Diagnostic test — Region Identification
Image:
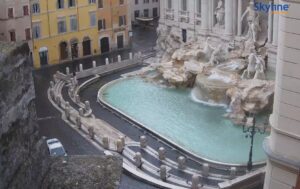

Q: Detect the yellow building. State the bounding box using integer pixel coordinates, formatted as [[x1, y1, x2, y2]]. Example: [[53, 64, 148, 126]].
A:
[[97, 0, 131, 53], [31, 0, 131, 68]]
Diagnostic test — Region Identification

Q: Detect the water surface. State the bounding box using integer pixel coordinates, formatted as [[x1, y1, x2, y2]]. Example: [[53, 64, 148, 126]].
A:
[[101, 78, 268, 164]]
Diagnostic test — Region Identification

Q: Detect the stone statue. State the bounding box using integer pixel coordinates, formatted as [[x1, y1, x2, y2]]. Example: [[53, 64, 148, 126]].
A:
[[209, 44, 225, 66], [254, 56, 266, 80], [241, 1, 261, 42], [214, 0, 225, 27]]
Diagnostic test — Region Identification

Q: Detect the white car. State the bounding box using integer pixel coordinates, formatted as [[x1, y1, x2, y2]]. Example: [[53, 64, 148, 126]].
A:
[[46, 138, 67, 157]]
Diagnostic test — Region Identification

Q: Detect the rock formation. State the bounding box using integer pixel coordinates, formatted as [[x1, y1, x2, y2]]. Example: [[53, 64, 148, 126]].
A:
[[0, 42, 123, 189], [141, 25, 275, 125]]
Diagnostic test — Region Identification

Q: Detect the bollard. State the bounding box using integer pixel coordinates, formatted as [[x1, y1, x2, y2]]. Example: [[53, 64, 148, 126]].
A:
[[134, 152, 142, 168], [88, 127, 95, 139], [230, 167, 237, 179], [79, 64, 83, 72], [69, 88, 74, 98], [79, 108, 84, 117], [66, 67, 70, 75], [202, 163, 210, 177], [102, 136, 109, 149], [65, 101, 70, 109], [116, 139, 124, 153], [105, 58, 109, 65], [75, 94, 80, 104], [49, 89, 55, 99], [129, 52, 133, 60], [140, 135, 147, 148], [56, 96, 61, 106], [53, 74, 58, 83], [120, 136, 125, 147], [76, 116, 81, 129], [191, 174, 200, 189], [50, 81, 54, 88], [92, 60, 96, 68], [160, 165, 167, 181], [117, 55, 121, 62], [65, 107, 70, 120], [178, 156, 186, 170], [84, 101, 90, 112], [158, 147, 166, 160], [72, 77, 78, 87]]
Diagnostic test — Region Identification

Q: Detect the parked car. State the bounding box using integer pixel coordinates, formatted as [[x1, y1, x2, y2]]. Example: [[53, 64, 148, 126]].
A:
[[46, 138, 67, 157]]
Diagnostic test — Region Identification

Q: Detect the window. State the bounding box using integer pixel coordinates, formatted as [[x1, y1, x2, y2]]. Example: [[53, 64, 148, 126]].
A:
[[98, 0, 103, 8], [98, 19, 106, 30], [144, 0, 149, 3], [89, 0, 96, 4], [119, 0, 124, 5], [32, 3, 40, 14], [57, 18, 66, 33], [57, 0, 64, 9], [134, 10, 139, 18], [197, 0, 201, 13], [23, 5, 29, 16], [68, 0, 75, 7], [182, 0, 187, 11], [8, 8, 13, 18], [32, 23, 41, 39], [153, 0, 158, 2], [153, 8, 158, 17], [167, 0, 172, 9], [70, 15, 77, 31], [135, 0, 138, 4], [89, 12, 96, 27], [144, 9, 149, 17], [9, 30, 16, 41], [25, 28, 31, 40], [119, 15, 126, 26]]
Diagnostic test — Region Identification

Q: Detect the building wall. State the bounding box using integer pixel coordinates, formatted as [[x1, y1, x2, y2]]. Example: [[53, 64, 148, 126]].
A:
[[130, 0, 160, 22], [0, 0, 32, 49], [263, 0, 300, 188], [32, 0, 131, 68]]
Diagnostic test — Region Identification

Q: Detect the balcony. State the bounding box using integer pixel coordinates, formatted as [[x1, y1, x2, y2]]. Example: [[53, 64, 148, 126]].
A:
[[179, 10, 189, 23], [164, 8, 174, 20], [195, 12, 201, 25]]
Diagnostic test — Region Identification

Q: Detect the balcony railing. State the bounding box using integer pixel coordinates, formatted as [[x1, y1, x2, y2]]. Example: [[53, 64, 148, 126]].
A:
[[195, 12, 201, 25], [179, 10, 189, 23], [165, 8, 174, 20]]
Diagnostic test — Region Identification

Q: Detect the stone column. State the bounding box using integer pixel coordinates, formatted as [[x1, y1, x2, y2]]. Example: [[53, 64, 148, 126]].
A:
[[225, 0, 234, 37], [267, 2, 273, 44], [264, 1, 300, 188], [237, 0, 243, 36], [272, 0, 279, 46], [201, 0, 209, 31]]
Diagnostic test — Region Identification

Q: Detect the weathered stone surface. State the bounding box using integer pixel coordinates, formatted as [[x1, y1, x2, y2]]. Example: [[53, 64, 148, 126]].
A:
[[41, 155, 123, 189], [0, 42, 49, 189]]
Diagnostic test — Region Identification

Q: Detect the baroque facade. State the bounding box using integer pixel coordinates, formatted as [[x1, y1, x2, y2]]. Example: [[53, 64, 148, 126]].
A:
[[159, 0, 279, 70], [31, 0, 131, 68], [0, 0, 32, 50]]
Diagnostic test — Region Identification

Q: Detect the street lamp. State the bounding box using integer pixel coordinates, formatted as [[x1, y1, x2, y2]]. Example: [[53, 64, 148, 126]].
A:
[[242, 114, 267, 171]]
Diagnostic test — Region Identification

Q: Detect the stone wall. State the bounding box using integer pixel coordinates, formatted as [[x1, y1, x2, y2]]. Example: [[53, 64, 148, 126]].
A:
[[0, 42, 123, 189], [0, 42, 49, 189]]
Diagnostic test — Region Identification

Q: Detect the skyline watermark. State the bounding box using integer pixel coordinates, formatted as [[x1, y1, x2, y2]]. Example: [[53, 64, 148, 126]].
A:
[[254, 1, 289, 14]]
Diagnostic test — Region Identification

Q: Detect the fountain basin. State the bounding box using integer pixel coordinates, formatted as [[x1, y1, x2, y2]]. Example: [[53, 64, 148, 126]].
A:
[[98, 77, 268, 165]]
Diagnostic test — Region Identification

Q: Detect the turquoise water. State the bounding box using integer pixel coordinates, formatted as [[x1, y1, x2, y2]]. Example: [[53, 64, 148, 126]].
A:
[[101, 78, 268, 164]]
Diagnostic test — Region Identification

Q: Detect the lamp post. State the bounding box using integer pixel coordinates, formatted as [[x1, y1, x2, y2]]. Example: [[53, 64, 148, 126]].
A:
[[242, 114, 267, 171]]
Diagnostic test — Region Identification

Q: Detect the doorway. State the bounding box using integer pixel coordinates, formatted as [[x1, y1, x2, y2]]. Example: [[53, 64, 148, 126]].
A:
[[117, 35, 124, 49], [100, 37, 110, 53], [82, 37, 91, 56]]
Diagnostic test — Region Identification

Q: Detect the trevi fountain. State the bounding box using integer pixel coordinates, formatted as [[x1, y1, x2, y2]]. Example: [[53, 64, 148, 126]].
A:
[[99, 0, 274, 165]]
